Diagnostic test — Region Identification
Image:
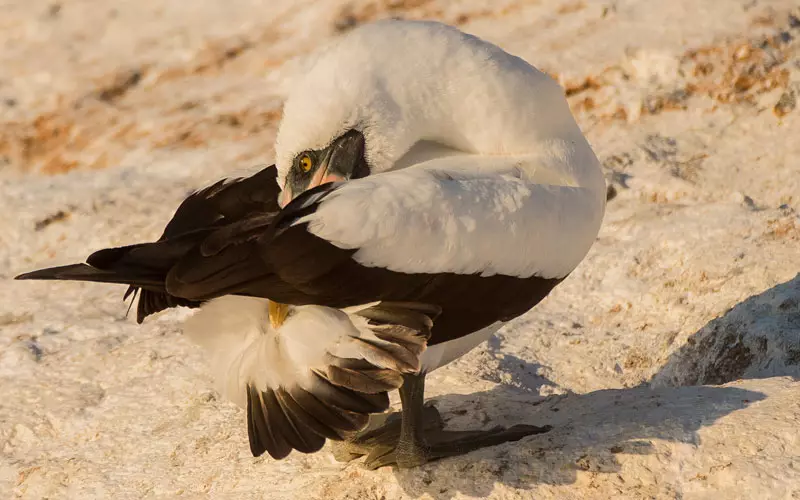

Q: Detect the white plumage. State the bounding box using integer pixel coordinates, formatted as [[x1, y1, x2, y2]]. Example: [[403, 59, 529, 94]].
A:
[[302, 166, 603, 279], [280, 20, 605, 280], [276, 21, 597, 181]]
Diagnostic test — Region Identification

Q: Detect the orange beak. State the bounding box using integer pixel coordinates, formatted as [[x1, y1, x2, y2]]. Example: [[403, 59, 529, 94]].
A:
[[279, 160, 347, 207]]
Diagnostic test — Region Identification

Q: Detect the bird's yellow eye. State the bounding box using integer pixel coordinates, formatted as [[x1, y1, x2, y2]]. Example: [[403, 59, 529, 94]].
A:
[[299, 154, 313, 173]]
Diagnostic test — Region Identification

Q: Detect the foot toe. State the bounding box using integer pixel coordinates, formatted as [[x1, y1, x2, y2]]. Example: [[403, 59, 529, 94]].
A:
[[363, 444, 398, 470], [331, 445, 360, 462]]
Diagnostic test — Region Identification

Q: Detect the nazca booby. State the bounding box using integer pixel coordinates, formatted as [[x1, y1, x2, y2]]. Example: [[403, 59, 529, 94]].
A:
[[16, 20, 606, 468]]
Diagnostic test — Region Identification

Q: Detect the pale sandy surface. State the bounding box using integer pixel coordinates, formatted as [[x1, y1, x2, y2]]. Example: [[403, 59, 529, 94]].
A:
[[1, 1, 800, 498]]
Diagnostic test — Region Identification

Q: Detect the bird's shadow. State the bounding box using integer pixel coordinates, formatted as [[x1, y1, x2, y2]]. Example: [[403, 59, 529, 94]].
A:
[[389, 383, 763, 498], [482, 334, 559, 393], [385, 274, 800, 498]]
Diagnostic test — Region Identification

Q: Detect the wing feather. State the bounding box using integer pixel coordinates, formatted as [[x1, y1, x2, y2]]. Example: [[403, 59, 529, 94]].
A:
[[287, 386, 367, 434], [262, 388, 325, 454], [274, 389, 344, 441], [247, 384, 292, 459]]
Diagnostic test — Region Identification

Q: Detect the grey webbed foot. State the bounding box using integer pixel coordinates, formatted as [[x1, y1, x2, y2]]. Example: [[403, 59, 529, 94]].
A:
[[332, 373, 551, 469]]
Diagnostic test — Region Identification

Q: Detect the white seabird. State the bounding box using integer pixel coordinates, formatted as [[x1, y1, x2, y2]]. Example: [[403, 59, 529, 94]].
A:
[[17, 20, 606, 468]]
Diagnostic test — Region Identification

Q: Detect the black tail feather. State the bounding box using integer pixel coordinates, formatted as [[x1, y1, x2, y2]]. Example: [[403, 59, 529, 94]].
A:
[[16, 263, 204, 323], [14, 164, 283, 323], [15, 263, 164, 288]]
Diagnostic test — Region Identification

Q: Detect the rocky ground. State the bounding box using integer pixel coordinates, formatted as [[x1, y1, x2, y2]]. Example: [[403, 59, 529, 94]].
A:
[[1, 0, 799, 498]]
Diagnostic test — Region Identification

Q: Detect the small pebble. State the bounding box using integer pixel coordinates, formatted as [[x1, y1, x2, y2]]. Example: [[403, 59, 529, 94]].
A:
[[24, 339, 43, 362]]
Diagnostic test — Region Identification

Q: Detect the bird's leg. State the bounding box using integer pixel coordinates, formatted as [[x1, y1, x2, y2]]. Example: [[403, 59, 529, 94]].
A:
[[361, 373, 552, 469], [393, 372, 430, 467]]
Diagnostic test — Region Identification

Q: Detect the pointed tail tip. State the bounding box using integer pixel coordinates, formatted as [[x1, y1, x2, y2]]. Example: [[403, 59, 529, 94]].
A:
[[15, 270, 47, 280], [14, 263, 93, 281]]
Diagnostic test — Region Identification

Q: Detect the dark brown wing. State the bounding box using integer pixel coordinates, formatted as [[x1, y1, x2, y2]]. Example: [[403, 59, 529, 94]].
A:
[[128, 165, 281, 321], [159, 164, 280, 239], [165, 182, 563, 345]]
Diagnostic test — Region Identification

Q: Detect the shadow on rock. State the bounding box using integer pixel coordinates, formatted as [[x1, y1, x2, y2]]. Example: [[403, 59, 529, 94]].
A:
[[481, 335, 558, 393], [653, 273, 800, 387], [390, 383, 764, 498], [385, 275, 797, 497]]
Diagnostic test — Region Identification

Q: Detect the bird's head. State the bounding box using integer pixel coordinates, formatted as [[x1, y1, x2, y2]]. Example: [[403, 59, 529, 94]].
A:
[[273, 20, 455, 206], [276, 129, 370, 207], [273, 19, 576, 206]]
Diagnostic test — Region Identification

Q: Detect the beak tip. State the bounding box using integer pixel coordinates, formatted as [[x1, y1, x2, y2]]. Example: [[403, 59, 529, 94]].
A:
[[278, 190, 292, 208]]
